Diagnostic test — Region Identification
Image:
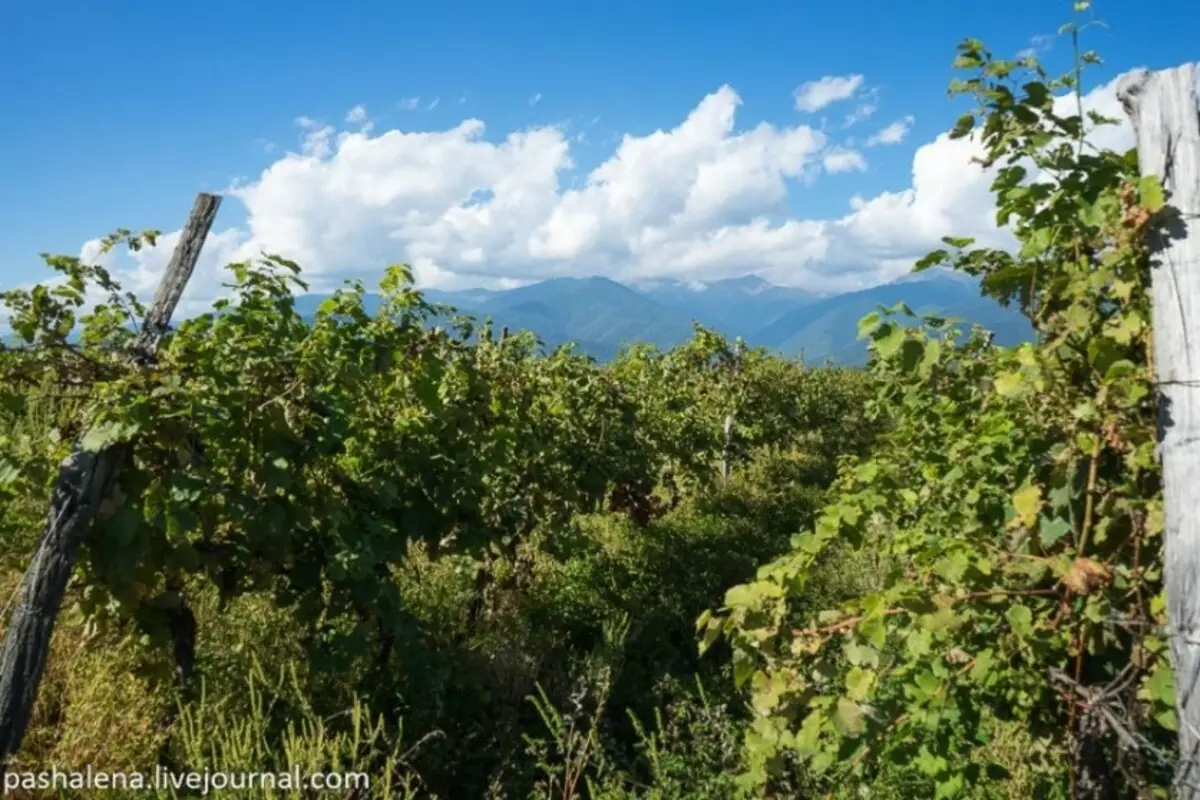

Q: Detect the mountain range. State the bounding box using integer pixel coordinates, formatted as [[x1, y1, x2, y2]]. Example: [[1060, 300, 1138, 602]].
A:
[[292, 267, 1033, 364]]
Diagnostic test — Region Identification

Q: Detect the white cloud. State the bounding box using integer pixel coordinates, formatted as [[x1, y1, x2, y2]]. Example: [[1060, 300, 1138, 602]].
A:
[[822, 147, 867, 173], [399, 97, 420, 111], [292, 116, 336, 158], [1019, 33, 1056, 60], [843, 87, 881, 127], [345, 104, 368, 124], [866, 115, 914, 146], [843, 102, 877, 127], [529, 93, 542, 106], [794, 74, 864, 112], [834, 75, 1133, 268], [428, 97, 441, 110], [65, 74, 1136, 312]]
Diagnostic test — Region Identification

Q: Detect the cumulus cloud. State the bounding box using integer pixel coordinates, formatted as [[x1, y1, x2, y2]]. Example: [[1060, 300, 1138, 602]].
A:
[[822, 147, 867, 173], [866, 115, 914, 146], [63, 73, 1135, 315], [794, 74, 864, 112], [345, 104, 368, 124], [292, 116, 336, 159], [833, 74, 1133, 265]]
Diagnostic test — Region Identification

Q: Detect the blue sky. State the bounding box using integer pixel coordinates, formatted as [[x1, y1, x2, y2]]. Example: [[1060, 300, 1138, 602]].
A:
[[0, 0, 1195, 298]]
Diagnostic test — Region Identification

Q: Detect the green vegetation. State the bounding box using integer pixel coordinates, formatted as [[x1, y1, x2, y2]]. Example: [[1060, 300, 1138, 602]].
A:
[[710, 32, 1172, 799], [0, 254, 876, 798], [0, 24, 1178, 800]]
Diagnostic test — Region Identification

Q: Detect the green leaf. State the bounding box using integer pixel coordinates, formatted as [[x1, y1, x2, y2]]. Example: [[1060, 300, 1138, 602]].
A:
[[1011, 484, 1042, 528], [845, 666, 875, 701], [845, 641, 881, 668], [834, 697, 865, 736], [80, 420, 139, 453], [899, 339, 925, 372], [725, 581, 773, 609], [935, 551, 970, 584], [873, 323, 905, 358], [0, 457, 20, 487], [950, 113, 975, 139], [935, 773, 965, 799], [857, 311, 882, 339], [1105, 360, 1138, 381], [915, 250, 949, 270], [907, 628, 933, 657], [1038, 516, 1072, 548], [1023, 82, 1050, 108], [1143, 659, 1175, 705], [969, 649, 995, 683], [919, 338, 942, 377], [1106, 312, 1144, 345], [859, 616, 887, 649], [794, 710, 823, 757], [1006, 605, 1033, 638], [1019, 226, 1053, 258], [993, 370, 1026, 398], [1139, 174, 1165, 213], [733, 650, 756, 688]]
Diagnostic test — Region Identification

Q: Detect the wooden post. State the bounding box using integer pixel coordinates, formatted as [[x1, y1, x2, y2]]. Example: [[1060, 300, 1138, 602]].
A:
[[1118, 64, 1200, 795], [0, 193, 221, 778]]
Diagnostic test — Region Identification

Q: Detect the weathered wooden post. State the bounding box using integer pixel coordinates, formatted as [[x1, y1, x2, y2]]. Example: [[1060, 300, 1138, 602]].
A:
[[1118, 64, 1200, 795], [0, 193, 221, 779]]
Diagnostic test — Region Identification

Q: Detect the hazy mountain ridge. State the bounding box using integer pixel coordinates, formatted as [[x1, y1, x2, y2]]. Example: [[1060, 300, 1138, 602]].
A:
[[294, 266, 1033, 364], [5, 268, 1032, 362]]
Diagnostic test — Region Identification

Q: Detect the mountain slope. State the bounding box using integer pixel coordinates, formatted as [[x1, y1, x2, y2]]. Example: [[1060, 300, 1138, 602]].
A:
[[753, 269, 1033, 364], [636, 275, 821, 339], [288, 269, 1032, 363], [455, 277, 698, 356]]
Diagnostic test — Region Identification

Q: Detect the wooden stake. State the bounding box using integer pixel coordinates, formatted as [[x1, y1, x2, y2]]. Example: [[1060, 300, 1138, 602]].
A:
[[0, 193, 221, 778], [1118, 63, 1200, 796]]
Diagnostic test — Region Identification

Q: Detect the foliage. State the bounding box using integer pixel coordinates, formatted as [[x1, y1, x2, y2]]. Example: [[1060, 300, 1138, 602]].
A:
[[0, 16, 1181, 800], [708, 29, 1172, 799], [0, 224, 873, 797]]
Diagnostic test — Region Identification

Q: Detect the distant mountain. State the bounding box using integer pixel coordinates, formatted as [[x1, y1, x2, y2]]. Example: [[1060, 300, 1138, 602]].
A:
[[753, 268, 1033, 363], [290, 267, 1034, 364], [634, 274, 822, 340]]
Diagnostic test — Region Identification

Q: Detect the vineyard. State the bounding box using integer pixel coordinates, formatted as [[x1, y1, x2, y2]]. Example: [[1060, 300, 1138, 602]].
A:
[[0, 28, 1196, 800]]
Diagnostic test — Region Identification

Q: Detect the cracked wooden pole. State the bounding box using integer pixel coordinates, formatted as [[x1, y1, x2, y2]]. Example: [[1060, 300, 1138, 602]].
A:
[[0, 193, 221, 779], [1118, 63, 1200, 797]]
